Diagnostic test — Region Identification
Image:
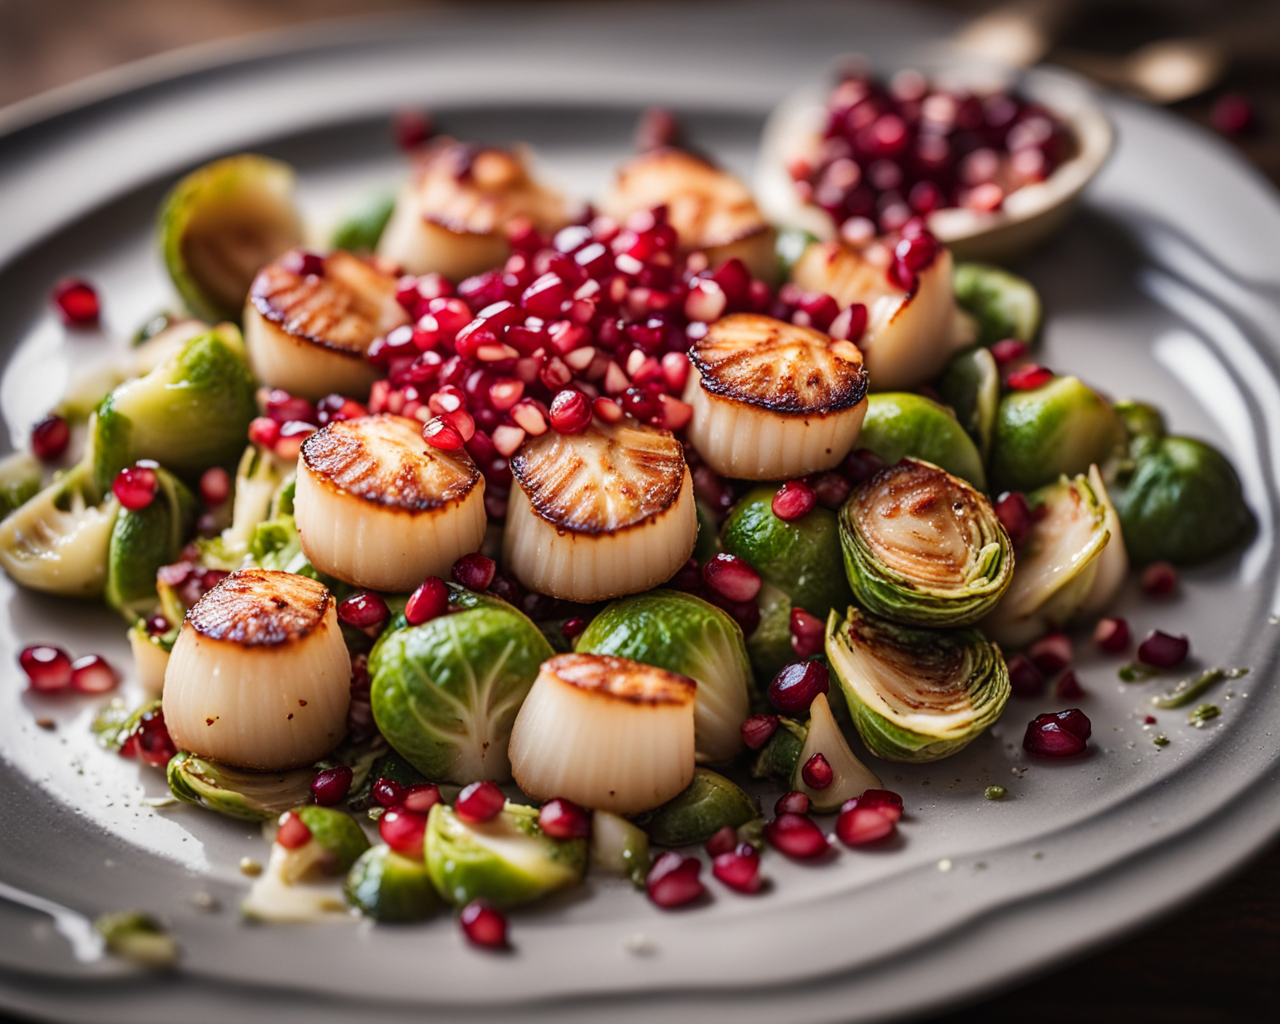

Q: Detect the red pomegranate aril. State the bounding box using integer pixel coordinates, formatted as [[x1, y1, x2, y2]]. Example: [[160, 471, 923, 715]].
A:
[[113, 464, 158, 511], [521, 273, 573, 318], [1055, 670, 1085, 700], [373, 777, 408, 808], [828, 302, 868, 343], [713, 846, 763, 894], [1137, 630, 1189, 669], [539, 798, 592, 839], [772, 479, 816, 521], [1094, 617, 1130, 653], [593, 396, 623, 423], [1140, 561, 1178, 597], [658, 395, 693, 431], [561, 617, 587, 643], [492, 424, 526, 457], [646, 852, 705, 908], [131, 708, 177, 767], [145, 615, 170, 635], [249, 416, 281, 448], [790, 607, 825, 658], [1006, 364, 1053, 391], [456, 780, 505, 822], [277, 810, 313, 849], [393, 108, 433, 150], [857, 788, 904, 822], [684, 278, 727, 323], [52, 278, 101, 326], [405, 576, 448, 625], [705, 826, 739, 857], [994, 491, 1033, 547], [1023, 709, 1091, 756], [439, 408, 477, 443], [198, 466, 231, 506], [1006, 653, 1045, 697], [69, 654, 118, 694], [1028, 632, 1072, 675], [1212, 93, 1256, 136], [547, 388, 592, 435], [423, 416, 465, 451], [836, 804, 895, 846], [281, 249, 325, 278], [764, 813, 829, 859], [792, 292, 840, 332], [274, 421, 317, 460], [843, 448, 885, 483], [403, 783, 442, 814], [311, 765, 354, 806], [460, 898, 509, 949], [265, 389, 316, 425], [768, 659, 830, 714], [990, 338, 1029, 367], [702, 553, 761, 603], [775, 791, 810, 815], [810, 471, 852, 510], [19, 645, 73, 691], [338, 592, 390, 631], [379, 807, 429, 857], [802, 753, 834, 790], [453, 552, 496, 591], [741, 714, 779, 751], [31, 415, 70, 461]]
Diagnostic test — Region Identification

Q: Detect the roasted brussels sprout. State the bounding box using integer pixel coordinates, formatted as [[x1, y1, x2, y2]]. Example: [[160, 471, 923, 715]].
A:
[[855, 393, 987, 490], [745, 582, 797, 683], [198, 445, 285, 569], [791, 692, 881, 812], [242, 810, 364, 924], [574, 590, 753, 763], [750, 714, 806, 783], [634, 768, 757, 846], [167, 753, 315, 822], [369, 598, 554, 783], [988, 375, 1123, 495], [952, 262, 1041, 347], [840, 459, 1013, 628], [590, 811, 650, 887], [345, 844, 441, 923], [1078, 465, 1128, 617], [938, 346, 1000, 461], [826, 606, 1010, 763], [158, 154, 303, 321], [330, 190, 397, 253], [94, 912, 178, 969], [0, 452, 41, 518], [425, 802, 587, 909], [279, 806, 371, 882], [105, 467, 198, 619]]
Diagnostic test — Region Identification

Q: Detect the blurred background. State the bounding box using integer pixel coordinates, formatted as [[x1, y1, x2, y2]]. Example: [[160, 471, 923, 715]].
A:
[[0, 0, 1275, 1021]]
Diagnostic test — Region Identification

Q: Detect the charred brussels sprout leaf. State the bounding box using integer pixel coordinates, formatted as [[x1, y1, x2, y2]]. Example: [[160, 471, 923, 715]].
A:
[[633, 768, 757, 846], [953, 262, 1041, 347], [105, 467, 198, 619], [167, 753, 316, 822], [289, 805, 371, 878], [345, 844, 441, 922], [855, 393, 987, 490]]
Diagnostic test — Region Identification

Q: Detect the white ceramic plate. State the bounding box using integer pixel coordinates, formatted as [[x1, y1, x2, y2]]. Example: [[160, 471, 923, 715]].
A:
[[1, 3, 1278, 1022]]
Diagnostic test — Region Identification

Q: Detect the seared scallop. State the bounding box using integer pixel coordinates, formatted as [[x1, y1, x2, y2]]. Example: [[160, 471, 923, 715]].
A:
[[503, 418, 696, 602], [244, 249, 407, 401], [162, 569, 350, 770], [293, 414, 486, 592], [683, 313, 869, 479], [377, 137, 575, 280]]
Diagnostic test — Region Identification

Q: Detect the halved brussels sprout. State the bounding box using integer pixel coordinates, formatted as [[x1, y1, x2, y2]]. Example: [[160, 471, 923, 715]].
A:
[[590, 811, 650, 887], [826, 606, 1010, 763], [574, 590, 753, 763], [168, 753, 315, 822], [369, 600, 554, 783], [198, 445, 284, 569], [938, 347, 1000, 461], [1078, 465, 1128, 617], [330, 191, 397, 253], [0, 452, 42, 517], [279, 806, 371, 883], [745, 581, 796, 684], [158, 154, 303, 322], [425, 802, 587, 909], [982, 472, 1111, 648], [791, 692, 881, 812], [0, 461, 119, 597], [241, 846, 350, 923], [840, 459, 1013, 628], [988, 376, 1123, 495], [633, 768, 757, 846], [952, 262, 1041, 347], [750, 714, 806, 783], [345, 844, 441, 923], [105, 467, 198, 620], [855, 393, 987, 490], [92, 326, 258, 494], [94, 911, 178, 969]]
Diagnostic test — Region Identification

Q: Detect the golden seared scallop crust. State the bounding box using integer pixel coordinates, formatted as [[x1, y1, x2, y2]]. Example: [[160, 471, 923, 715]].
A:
[[186, 568, 330, 647], [546, 652, 696, 705]]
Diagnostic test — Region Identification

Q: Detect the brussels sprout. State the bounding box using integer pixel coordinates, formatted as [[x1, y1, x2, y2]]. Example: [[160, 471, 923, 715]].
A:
[[1113, 435, 1252, 565], [982, 472, 1111, 647], [0, 452, 42, 517], [953, 262, 1041, 347], [938, 347, 1000, 461], [331, 191, 397, 253], [590, 810, 650, 887], [776, 226, 819, 280], [750, 715, 806, 783], [158, 154, 303, 321], [345, 844, 441, 922], [105, 467, 198, 619], [369, 599, 554, 783], [198, 445, 284, 569], [827, 606, 1010, 763], [92, 698, 133, 751], [278, 806, 371, 883], [791, 692, 881, 812], [574, 590, 753, 763], [92, 326, 258, 494], [694, 500, 721, 563], [1113, 400, 1165, 451], [241, 846, 351, 923], [840, 459, 1013, 628], [746, 582, 797, 683], [0, 461, 119, 597], [1078, 465, 1128, 617], [94, 911, 178, 969], [855, 393, 987, 490], [988, 376, 1124, 495], [633, 768, 757, 846], [425, 802, 587, 909], [168, 753, 316, 822]]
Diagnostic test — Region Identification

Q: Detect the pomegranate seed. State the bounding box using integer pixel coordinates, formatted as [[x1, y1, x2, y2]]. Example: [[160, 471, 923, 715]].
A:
[[593, 397, 623, 423], [660, 351, 691, 393], [1137, 630, 1189, 669], [281, 249, 325, 277], [69, 654, 118, 694], [510, 399, 548, 436], [702, 553, 761, 603], [994, 491, 1033, 547], [521, 273, 573, 318], [121, 708, 177, 767], [705, 826, 739, 857], [646, 852, 705, 908], [393, 109, 433, 150], [440, 408, 476, 443], [113, 464, 158, 511], [379, 808, 428, 857], [311, 765, 353, 806], [772, 479, 817, 521], [373, 777, 407, 808], [802, 753, 834, 790], [539, 798, 592, 839], [265, 389, 316, 425], [858, 789, 904, 822], [423, 416, 465, 451], [276, 811, 313, 850], [274, 420, 317, 460], [31, 415, 69, 461], [249, 416, 281, 448], [1094, 617, 1130, 653], [547, 388, 592, 434], [740, 714, 779, 750], [713, 846, 763, 894], [460, 898, 508, 948], [1140, 562, 1178, 597], [145, 615, 170, 635], [1006, 365, 1053, 390], [828, 302, 868, 343], [1006, 653, 1044, 697], [403, 783, 442, 814], [810, 471, 852, 510], [764, 813, 829, 859], [1023, 708, 1092, 757], [843, 448, 885, 483], [455, 780, 505, 822], [1055, 670, 1085, 699], [1028, 632, 1072, 675], [338, 592, 390, 631], [453, 552, 496, 591], [684, 279, 727, 323], [836, 804, 895, 846], [790, 607, 825, 658], [406, 576, 448, 625], [19, 645, 73, 691], [51, 278, 100, 326], [198, 467, 231, 505], [1212, 93, 1256, 136], [488, 378, 525, 412], [768, 660, 830, 714], [775, 791, 810, 815], [658, 394, 694, 431], [492, 424, 526, 457], [554, 617, 585, 644], [990, 338, 1029, 367]]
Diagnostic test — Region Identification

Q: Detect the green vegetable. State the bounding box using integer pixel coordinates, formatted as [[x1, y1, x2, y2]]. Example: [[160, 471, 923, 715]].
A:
[[1188, 704, 1221, 728], [1119, 662, 1161, 683], [197, 445, 284, 569], [1150, 667, 1247, 709], [840, 458, 1013, 628], [105, 467, 198, 619], [1153, 733, 1170, 747], [94, 911, 178, 968], [369, 599, 554, 783], [826, 606, 1010, 763], [938, 346, 1000, 461], [0, 452, 41, 518], [776, 227, 820, 280], [750, 715, 806, 783], [1113, 400, 1165, 451], [590, 811, 650, 888], [984, 785, 1007, 800], [425, 802, 586, 909], [92, 698, 132, 751], [168, 754, 317, 822], [953, 262, 1041, 347], [331, 191, 397, 253], [345, 844, 441, 922], [282, 806, 371, 880], [791, 692, 881, 812], [158, 153, 302, 321], [574, 590, 753, 762], [854, 393, 987, 490], [694, 500, 721, 563], [633, 768, 757, 846], [988, 376, 1124, 495], [746, 582, 797, 684]]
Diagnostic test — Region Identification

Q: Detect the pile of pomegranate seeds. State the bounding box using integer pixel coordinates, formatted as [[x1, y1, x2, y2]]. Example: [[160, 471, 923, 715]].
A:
[[112, 463, 158, 511], [796, 70, 1070, 238], [767, 659, 830, 714], [248, 388, 367, 460], [763, 812, 829, 859], [405, 576, 448, 625], [645, 852, 705, 908], [455, 780, 505, 822], [276, 810, 313, 850], [460, 898, 508, 948], [119, 707, 177, 767], [1137, 630, 1189, 669], [1023, 708, 1091, 757], [51, 278, 101, 326], [19, 645, 119, 695], [311, 765, 354, 806], [538, 798, 592, 839], [31, 415, 69, 462]]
